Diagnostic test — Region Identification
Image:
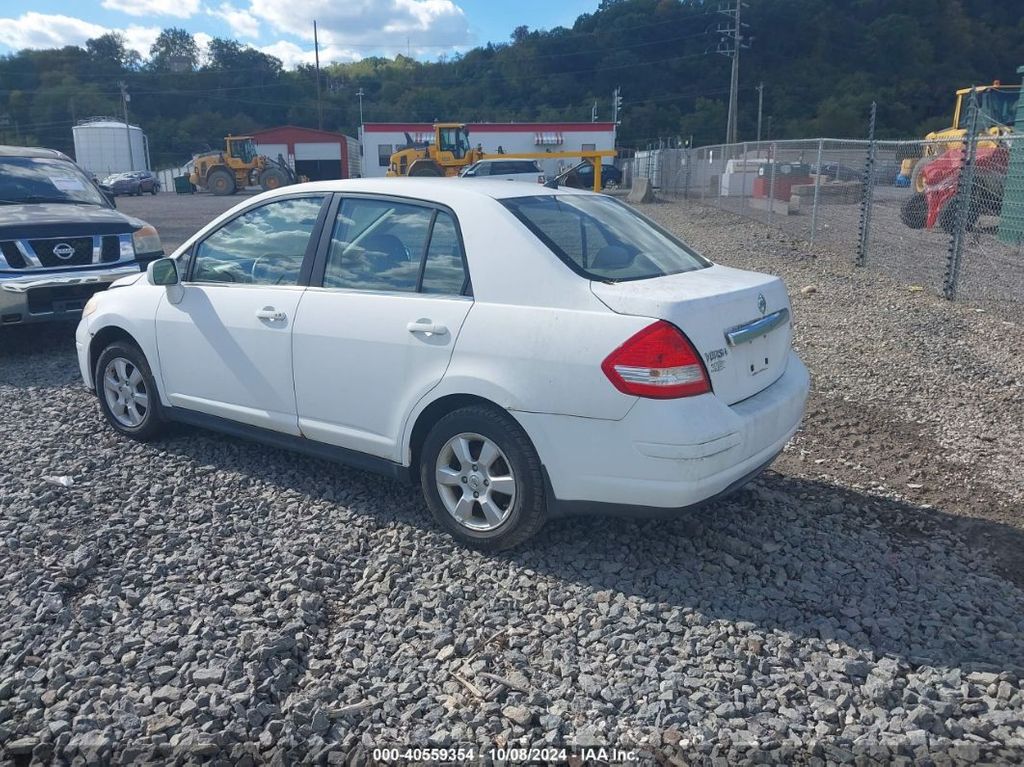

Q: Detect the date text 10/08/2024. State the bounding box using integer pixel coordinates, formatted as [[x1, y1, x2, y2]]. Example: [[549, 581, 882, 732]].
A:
[[372, 746, 640, 763]]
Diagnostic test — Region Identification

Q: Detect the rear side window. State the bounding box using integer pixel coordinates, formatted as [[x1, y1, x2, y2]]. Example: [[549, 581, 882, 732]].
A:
[[501, 194, 709, 282], [323, 198, 467, 295]]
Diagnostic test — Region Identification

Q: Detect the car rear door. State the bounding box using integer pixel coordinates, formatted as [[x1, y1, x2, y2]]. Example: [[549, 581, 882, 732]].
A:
[[291, 194, 473, 462], [154, 194, 328, 434]]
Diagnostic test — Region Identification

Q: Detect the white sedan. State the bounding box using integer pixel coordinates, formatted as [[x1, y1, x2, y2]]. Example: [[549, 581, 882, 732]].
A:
[[76, 178, 809, 550]]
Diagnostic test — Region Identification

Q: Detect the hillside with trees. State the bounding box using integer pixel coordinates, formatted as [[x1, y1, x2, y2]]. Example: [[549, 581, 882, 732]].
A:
[[1, 0, 1022, 167]]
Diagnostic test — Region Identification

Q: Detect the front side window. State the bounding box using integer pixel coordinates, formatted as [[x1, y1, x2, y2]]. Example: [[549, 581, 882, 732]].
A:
[[323, 197, 467, 295], [191, 196, 324, 285], [501, 194, 709, 282]]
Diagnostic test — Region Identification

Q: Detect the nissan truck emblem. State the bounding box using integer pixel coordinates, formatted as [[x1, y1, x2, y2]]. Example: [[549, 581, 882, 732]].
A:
[[53, 243, 75, 260], [757, 293, 767, 316]]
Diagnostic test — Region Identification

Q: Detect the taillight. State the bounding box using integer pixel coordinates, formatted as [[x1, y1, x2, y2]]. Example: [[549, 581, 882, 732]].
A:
[[601, 321, 711, 399]]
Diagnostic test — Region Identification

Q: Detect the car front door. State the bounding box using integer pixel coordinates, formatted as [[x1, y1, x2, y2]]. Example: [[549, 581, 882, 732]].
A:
[[291, 195, 473, 462], [155, 195, 328, 434]]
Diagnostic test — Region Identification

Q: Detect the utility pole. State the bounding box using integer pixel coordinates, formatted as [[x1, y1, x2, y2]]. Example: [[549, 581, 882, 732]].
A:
[[356, 87, 365, 140], [313, 20, 323, 130], [718, 1, 749, 145], [756, 81, 764, 142], [119, 81, 135, 171], [591, 100, 597, 122]]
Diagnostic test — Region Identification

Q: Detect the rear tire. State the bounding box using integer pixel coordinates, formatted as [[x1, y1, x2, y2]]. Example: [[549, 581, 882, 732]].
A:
[[207, 168, 237, 196], [900, 192, 928, 229], [419, 405, 546, 551], [94, 342, 165, 441]]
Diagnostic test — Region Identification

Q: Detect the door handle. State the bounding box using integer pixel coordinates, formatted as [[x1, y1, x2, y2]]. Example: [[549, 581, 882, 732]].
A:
[[256, 306, 287, 322], [406, 319, 448, 336]]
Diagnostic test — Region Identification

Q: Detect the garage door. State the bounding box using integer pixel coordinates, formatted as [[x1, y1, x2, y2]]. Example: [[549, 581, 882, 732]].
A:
[[294, 142, 341, 161]]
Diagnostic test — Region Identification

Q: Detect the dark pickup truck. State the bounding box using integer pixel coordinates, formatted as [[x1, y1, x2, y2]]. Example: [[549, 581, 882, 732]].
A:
[[0, 145, 164, 326]]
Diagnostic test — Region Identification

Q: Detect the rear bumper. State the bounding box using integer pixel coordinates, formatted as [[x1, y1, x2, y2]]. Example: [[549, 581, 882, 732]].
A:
[[0, 265, 141, 325], [516, 351, 810, 512]]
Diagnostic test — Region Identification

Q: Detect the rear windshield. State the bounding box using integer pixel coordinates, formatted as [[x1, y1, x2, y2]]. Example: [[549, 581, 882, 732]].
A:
[[0, 156, 106, 206], [501, 194, 709, 282]]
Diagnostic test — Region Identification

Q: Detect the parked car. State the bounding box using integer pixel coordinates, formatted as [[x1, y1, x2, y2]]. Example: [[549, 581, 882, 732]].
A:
[[100, 173, 142, 197], [563, 161, 623, 189], [459, 159, 544, 183], [130, 170, 161, 195], [811, 160, 901, 186], [0, 145, 164, 325], [77, 178, 808, 549]]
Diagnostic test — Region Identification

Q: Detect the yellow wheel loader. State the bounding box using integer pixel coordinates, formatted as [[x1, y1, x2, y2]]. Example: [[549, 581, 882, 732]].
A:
[[900, 82, 1020, 193], [189, 135, 298, 196], [386, 122, 616, 191], [386, 123, 484, 178]]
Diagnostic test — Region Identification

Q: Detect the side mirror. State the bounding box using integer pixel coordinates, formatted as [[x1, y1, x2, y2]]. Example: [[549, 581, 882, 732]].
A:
[[101, 190, 116, 208], [147, 257, 179, 286]]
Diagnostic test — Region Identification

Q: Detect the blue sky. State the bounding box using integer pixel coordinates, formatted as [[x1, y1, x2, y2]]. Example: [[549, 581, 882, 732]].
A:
[[0, 0, 602, 68]]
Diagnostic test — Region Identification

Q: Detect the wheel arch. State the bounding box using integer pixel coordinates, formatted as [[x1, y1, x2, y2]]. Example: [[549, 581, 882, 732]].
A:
[[89, 325, 144, 385], [405, 393, 522, 482]]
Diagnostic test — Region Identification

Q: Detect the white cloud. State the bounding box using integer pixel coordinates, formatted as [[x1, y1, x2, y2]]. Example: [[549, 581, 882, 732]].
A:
[[256, 39, 360, 68], [0, 12, 108, 51], [248, 0, 471, 50], [0, 13, 174, 60], [121, 25, 163, 57], [100, 0, 201, 19], [206, 2, 259, 39]]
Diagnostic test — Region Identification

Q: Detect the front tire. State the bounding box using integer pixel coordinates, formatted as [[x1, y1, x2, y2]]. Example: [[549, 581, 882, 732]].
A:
[[419, 405, 546, 551], [95, 342, 165, 441], [900, 192, 928, 229], [207, 168, 237, 196]]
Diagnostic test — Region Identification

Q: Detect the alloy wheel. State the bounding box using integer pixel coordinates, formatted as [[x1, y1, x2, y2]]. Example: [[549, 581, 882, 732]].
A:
[[102, 357, 149, 428], [434, 432, 517, 532]]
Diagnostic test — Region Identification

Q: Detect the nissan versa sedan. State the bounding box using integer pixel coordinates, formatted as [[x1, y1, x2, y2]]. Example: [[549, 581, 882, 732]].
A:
[[76, 178, 809, 549]]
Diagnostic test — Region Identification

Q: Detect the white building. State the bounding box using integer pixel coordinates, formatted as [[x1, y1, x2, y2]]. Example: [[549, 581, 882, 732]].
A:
[[360, 122, 617, 178], [72, 118, 150, 176]]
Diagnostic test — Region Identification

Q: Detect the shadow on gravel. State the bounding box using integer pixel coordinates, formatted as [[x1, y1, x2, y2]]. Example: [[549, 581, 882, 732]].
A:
[[153, 419, 1024, 675], [0, 324, 81, 388]]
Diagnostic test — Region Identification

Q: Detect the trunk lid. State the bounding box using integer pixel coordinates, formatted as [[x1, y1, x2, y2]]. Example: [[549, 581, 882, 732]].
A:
[[591, 264, 792, 405]]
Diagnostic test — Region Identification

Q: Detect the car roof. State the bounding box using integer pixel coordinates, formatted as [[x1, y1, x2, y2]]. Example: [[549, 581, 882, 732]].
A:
[[265, 177, 592, 204], [0, 144, 73, 161]]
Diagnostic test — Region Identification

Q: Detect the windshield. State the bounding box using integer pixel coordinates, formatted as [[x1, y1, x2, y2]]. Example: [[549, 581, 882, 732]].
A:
[[0, 156, 107, 206], [502, 194, 710, 282]]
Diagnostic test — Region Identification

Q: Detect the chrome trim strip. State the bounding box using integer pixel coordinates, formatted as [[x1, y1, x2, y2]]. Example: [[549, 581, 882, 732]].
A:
[[92, 235, 102, 265], [15, 240, 43, 269], [0, 265, 140, 293], [724, 308, 790, 346]]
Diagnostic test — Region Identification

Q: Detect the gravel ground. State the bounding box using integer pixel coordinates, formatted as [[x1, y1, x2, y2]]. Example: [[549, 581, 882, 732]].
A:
[[1, 198, 1023, 763]]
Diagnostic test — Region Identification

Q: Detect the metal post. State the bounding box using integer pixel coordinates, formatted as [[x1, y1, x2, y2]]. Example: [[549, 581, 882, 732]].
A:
[[740, 141, 749, 214], [119, 82, 134, 172], [810, 138, 825, 244], [945, 90, 980, 300], [856, 101, 878, 267], [767, 143, 777, 225]]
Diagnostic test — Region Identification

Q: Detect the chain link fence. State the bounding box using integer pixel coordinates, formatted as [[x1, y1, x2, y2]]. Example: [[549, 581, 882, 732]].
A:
[[633, 127, 1024, 322]]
